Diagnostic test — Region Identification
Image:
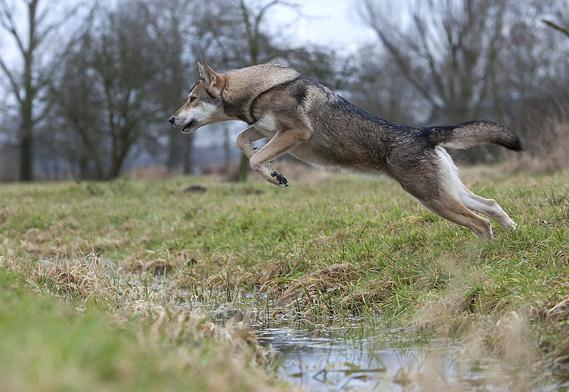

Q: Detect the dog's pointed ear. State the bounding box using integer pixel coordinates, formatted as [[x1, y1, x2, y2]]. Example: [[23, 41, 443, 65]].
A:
[[197, 61, 208, 81], [196, 61, 225, 98]]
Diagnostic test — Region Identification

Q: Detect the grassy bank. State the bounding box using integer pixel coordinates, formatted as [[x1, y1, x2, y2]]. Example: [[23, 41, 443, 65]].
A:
[[0, 268, 285, 391], [0, 168, 568, 388]]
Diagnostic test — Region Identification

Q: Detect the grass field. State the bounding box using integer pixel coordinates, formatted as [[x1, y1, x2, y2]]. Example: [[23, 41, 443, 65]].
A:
[[0, 167, 567, 390]]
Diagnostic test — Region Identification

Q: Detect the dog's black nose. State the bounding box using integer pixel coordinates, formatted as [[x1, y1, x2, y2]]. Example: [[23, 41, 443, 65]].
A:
[[168, 116, 176, 125]]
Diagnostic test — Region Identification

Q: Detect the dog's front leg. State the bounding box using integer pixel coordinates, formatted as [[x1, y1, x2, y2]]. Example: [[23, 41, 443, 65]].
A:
[[236, 125, 265, 159], [236, 125, 283, 183], [249, 128, 311, 187]]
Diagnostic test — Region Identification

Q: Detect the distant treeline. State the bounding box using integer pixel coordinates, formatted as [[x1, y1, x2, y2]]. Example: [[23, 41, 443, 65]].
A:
[[1, 0, 568, 181]]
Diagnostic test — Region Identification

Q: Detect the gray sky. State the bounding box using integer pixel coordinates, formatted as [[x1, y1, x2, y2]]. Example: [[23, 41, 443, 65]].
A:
[[0, 0, 379, 100], [275, 0, 376, 50], [0, 0, 376, 69]]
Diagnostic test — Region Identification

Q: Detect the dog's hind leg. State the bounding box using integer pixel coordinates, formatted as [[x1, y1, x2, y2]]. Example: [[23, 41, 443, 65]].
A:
[[420, 195, 493, 239], [398, 148, 493, 239], [432, 147, 516, 230], [400, 176, 493, 239], [459, 188, 517, 230]]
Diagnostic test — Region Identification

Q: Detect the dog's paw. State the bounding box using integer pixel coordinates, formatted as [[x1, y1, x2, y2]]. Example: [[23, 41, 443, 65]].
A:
[[271, 171, 288, 187]]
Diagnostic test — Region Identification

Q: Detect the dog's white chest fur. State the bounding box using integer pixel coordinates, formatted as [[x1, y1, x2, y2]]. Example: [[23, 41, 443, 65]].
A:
[[255, 113, 278, 137]]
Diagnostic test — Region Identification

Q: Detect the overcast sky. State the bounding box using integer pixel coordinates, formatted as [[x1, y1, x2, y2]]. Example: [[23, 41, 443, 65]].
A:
[[0, 0, 376, 66], [274, 0, 376, 50]]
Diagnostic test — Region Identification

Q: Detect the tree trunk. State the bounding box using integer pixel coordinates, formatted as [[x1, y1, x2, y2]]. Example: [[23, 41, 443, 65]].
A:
[[107, 138, 131, 180], [20, 126, 33, 181], [167, 131, 185, 173], [20, 0, 38, 181], [233, 155, 249, 182], [20, 92, 34, 181], [183, 133, 194, 175], [107, 157, 124, 180], [223, 127, 231, 173], [19, 0, 38, 181]]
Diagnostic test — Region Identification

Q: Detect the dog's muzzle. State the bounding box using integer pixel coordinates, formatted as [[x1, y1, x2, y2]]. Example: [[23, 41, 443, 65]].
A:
[[181, 120, 198, 134]]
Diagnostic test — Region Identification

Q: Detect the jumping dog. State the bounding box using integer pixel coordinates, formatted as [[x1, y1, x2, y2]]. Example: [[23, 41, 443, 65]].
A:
[[169, 62, 522, 239]]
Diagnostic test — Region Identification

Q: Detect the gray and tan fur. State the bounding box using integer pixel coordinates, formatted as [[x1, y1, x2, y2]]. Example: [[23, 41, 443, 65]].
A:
[[169, 62, 523, 239]]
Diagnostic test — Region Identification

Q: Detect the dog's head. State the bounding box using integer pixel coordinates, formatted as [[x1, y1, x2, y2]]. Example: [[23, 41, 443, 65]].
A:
[[169, 62, 231, 134]]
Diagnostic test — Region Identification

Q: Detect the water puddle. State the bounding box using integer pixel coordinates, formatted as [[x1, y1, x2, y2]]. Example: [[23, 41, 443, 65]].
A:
[[187, 293, 564, 391], [256, 327, 563, 391]]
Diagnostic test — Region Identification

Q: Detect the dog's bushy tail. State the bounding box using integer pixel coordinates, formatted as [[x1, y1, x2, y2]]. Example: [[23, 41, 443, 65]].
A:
[[426, 120, 523, 151]]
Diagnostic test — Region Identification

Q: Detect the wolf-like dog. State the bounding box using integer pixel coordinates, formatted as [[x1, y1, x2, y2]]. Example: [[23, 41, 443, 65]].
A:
[[169, 62, 523, 239]]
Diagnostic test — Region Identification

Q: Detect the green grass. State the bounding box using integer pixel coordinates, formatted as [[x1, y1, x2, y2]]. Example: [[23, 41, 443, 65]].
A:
[[0, 168, 568, 388], [0, 271, 166, 390], [3, 171, 565, 314], [0, 269, 284, 392]]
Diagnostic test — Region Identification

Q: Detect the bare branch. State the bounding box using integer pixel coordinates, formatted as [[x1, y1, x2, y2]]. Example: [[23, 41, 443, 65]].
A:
[[0, 56, 23, 104], [361, 0, 441, 108], [543, 19, 569, 39], [253, 0, 297, 46], [253, 0, 280, 34], [36, 2, 85, 45], [0, 0, 26, 55], [31, 98, 52, 125], [412, 10, 446, 101]]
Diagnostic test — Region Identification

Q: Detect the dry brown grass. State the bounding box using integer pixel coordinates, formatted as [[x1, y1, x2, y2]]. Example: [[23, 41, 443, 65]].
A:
[[3, 254, 277, 376], [508, 93, 569, 173], [343, 278, 397, 312], [408, 256, 556, 389], [125, 301, 274, 366], [274, 263, 359, 305], [541, 296, 569, 378]]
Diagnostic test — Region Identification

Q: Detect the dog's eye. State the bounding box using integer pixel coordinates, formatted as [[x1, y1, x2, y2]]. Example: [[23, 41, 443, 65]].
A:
[[189, 96, 197, 103]]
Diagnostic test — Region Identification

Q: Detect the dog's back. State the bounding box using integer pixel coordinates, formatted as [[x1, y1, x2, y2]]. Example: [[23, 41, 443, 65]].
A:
[[251, 73, 521, 176], [251, 75, 432, 173]]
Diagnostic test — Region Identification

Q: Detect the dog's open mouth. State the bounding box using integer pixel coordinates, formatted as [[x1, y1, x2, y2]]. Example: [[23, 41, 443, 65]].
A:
[[181, 120, 197, 134]]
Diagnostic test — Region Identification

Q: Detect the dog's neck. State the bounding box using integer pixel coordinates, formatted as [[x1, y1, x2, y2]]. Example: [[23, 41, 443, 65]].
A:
[[221, 64, 300, 124]]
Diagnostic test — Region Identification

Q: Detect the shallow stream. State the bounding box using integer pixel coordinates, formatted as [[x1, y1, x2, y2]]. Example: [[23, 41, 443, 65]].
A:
[[256, 326, 565, 391]]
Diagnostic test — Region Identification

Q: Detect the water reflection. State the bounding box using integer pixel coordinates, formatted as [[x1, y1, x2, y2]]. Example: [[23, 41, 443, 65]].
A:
[[256, 327, 563, 392]]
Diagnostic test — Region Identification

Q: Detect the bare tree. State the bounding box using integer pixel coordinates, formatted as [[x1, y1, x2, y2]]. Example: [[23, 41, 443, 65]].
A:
[[348, 44, 424, 124], [53, 35, 105, 179], [0, 0, 81, 180], [360, 0, 510, 124], [359, 0, 512, 163], [145, 0, 196, 175], [54, 1, 164, 180]]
